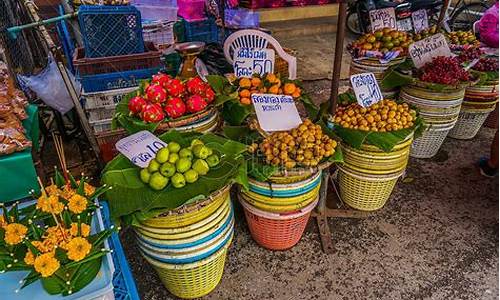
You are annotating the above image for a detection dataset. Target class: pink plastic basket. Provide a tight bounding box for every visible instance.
[178,0,207,21]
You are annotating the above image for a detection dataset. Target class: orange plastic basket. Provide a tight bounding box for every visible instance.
[239,197,318,251]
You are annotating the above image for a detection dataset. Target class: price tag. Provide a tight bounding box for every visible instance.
[251,94,302,132]
[408,33,452,68]
[350,73,383,108]
[397,18,413,32]
[116,130,167,168]
[411,9,429,33]
[369,8,397,32]
[233,48,275,78]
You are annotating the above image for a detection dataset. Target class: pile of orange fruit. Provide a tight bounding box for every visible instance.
[237,74,302,105]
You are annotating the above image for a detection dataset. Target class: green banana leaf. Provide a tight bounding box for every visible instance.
[222,100,254,126]
[101,131,248,222]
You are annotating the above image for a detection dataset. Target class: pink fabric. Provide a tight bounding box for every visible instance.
[479,2,499,48]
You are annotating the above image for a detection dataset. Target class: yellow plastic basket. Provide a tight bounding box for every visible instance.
[142,185,231,229]
[338,166,403,211]
[143,237,232,299]
[239,188,319,213]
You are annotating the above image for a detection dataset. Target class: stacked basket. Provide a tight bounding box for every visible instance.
[399,84,465,158]
[239,170,322,250]
[349,57,405,98]
[336,136,413,211]
[449,80,499,139]
[134,185,233,299]
[156,106,220,134]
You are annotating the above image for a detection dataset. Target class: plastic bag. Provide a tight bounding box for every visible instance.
[18,56,80,114]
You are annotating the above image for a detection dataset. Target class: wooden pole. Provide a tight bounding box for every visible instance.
[437,0,451,29]
[329,1,348,115]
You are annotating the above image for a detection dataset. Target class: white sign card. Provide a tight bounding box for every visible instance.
[369,8,397,32]
[408,33,452,68]
[251,94,302,132]
[116,130,167,168]
[397,18,413,32]
[350,73,383,108]
[233,48,275,78]
[411,9,429,33]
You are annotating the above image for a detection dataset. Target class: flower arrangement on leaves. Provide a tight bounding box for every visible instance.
[0,171,115,296]
[126,73,216,123]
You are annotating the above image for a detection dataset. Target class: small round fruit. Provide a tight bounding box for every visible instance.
[168,153,180,164]
[239,78,251,88]
[171,173,186,189]
[139,168,151,183]
[240,97,252,105]
[190,139,204,148]
[176,157,192,173]
[192,144,210,159]
[362,43,373,50]
[179,148,193,160]
[167,142,181,153]
[155,147,170,164]
[149,172,169,191]
[192,159,210,176]
[184,169,199,183]
[206,154,220,167]
[159,162,176,177]
[148,159,161,173]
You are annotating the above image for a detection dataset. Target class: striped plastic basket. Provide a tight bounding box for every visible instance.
[448,106,496,140]
[410,122,457,158]
[240,185,320,213]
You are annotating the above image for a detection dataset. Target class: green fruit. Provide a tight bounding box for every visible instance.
[192,144,210,159]
[167,142,181,153]
[149,172,169,191]
[148,159,161,173]
[206,155,220,167]
[184,169,199,183]
[382,35,392,42]
[168,153,180,164]
[176,157,192,173]
[179,148,193,160]
[171,173,186,188]
[140,168,151,183]
[192,159,210,176]
[206,147,213,156]
[160,162,176,177]
[190,139,204,148]
[155,147,170,164]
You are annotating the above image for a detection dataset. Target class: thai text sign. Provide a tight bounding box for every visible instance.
[350,73,383,108]
[409,33,452,68]
[116,130,167,168]
[251,94,302,131]
[369,8,397,32]
[234,48,275,78]
[412,9,429,33]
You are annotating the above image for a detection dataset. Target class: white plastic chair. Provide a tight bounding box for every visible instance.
[223,29,297,79]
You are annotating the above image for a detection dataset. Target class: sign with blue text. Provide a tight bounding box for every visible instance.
[412,9,429,33]
[116,130,167,168]
[408,33,452,68]
[350,73,383,108]
[251,94,302,131]
[234,48,275,78]
[369,8,397,32]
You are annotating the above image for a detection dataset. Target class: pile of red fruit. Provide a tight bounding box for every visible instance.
[456,47,484,64]
[127,74,215,123]
[418,56,470,85]
[472,57,499,72]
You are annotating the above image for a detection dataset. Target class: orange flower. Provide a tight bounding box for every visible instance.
[37,195,64,214]
[0,215,6,229]
[66,237,92,261]
[68,194,88,214]
[69,223,91,237]
[24,250,35,265]
[34,253,60,277]
[45,184,61,196]
[4,223,28,245]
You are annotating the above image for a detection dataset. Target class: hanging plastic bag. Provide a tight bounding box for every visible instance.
[18,56,80,114]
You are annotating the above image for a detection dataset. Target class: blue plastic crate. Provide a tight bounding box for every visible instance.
[184,17,220,44]
[224,8,260,28]
[57,5,76,73]
[100,201,141,300]
[79,67,161,93]
[78,5,145,58]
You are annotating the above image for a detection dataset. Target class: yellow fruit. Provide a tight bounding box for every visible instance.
[266,73,277,83]
[239,89,250,98]
[240,97,251,105]
[284,83,297,95]
[269,84,280,94]
[251,77,261,87]
[239,78,251,88]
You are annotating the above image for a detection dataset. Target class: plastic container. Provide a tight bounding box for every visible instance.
[161,52,181,76]
[83,87,138,110]
[178,0,207,21]
[224,8,259,28]
[134,4,178,22]
[448,105,496,140]
[96,129,128,162]
[182,18,219,43]
[78,5,145,58]
[73,42,161,76]
[131,0,177,5]
[79,67,161,93]
[90,118,113,133]
[143,21,176,52]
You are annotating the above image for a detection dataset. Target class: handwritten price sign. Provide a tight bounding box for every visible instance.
[350,73,383,108]
[234,48,275,78]
[408,33,452,68]
[251,94,302,131]
[116,130,167,168]
[412,9,429,33]
[369,8,397,32]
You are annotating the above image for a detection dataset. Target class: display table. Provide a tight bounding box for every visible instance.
[0,104,40,202]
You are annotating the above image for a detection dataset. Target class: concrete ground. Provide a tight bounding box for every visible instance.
[120,80,499,300]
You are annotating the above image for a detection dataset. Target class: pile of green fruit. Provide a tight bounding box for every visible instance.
[446,30,480,46]
[349,28,412,55]
[411,25,439,41]
[139,139,220,190]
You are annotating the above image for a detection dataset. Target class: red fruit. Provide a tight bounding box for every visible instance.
[151,73,172,89]
[164,97,187,119]
[204,88,215,104]
[146,85,167,104]
[166,79,186,97]
[186,94,208,113]
[141,103,164,123]
[128,96,147,115]
[186,77,205,94]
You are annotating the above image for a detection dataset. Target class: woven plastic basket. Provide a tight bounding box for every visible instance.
[143,237,232,299]
[448,109,494,140]
[338,166,403,211]
[240,185,319,212]
[248,171,322,198]
[410,123,456,158]
[240,196,318,250]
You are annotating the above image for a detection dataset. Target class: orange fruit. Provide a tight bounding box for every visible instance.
[292,88,301,98]
[283,83,297,95]
[240,97,251,105]
[259,87,267,93]
[251,77,261,87]
[239,78,251,88]
[266,73,277,83]
[239,89,251,98]
[269,84,279,94]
